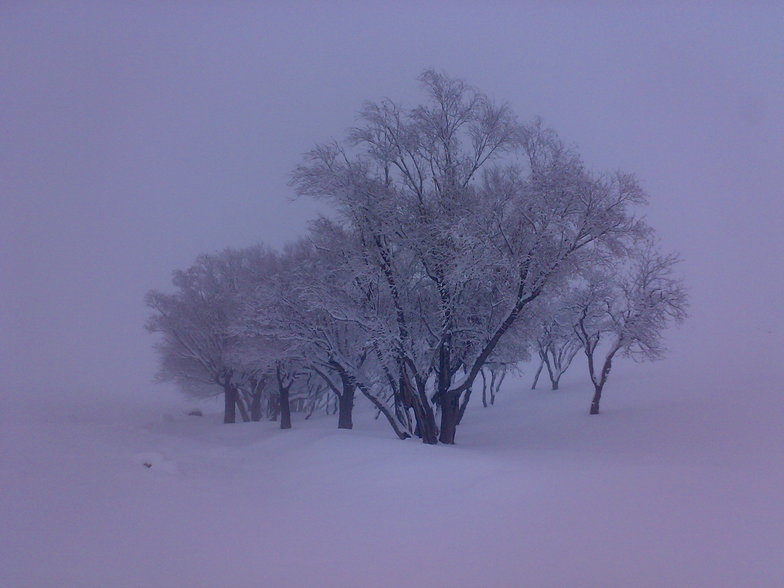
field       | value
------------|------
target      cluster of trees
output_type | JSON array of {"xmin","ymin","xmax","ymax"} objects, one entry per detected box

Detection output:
[{"xmin": 146, "ymin": 71, "xmax": 687, "ymax": 445}]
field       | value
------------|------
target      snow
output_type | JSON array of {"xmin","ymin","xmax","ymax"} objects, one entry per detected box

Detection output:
[{"xmin": 2, "ymin": 331, "xmax": 783, "ymax": 587}]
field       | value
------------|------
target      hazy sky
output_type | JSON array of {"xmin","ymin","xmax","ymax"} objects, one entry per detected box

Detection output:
[{"xmin": 2, "ymin": 3, "xmax": 782, "ymax": 401}]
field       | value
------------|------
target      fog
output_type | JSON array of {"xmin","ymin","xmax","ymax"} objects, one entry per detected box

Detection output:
[{"xmin": 2, "ymin": 2, "xmax": 782, "ymax": 401}]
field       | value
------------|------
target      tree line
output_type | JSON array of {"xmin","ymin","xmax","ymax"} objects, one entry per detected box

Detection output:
[{"xmin": 146, "ymin": 70, "xmax": 687, "ymax": 445}]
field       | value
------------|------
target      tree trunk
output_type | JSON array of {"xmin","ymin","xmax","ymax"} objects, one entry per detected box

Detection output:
[
  {"xmin": 590, "ymin": 384, "xmax": 603, "ymax": 415},
  {"xmin": 223, "ymin": 382, "xmax": 237, "ymax": 424},
  {"xmin": 249, "ymin": 377, "xmax": 264, "ymax": 421},
  {"xmin": 268, "ymin": 394, "xmax": 279, "ymax": 421},
  {"xmin": 279, "ymin": 386, "xmax": 292, "ymax": 429},
  {"xmin": 589, "ymin": 350, "xmax": 616, "ymax": 415},
  {"xmin": 250, "ymin": 390, "xmax": 263, "ymax": 421},
  {"xmin": 531, "ymin": 359, "xmax": 544, "ymax": 389},
  {"xmin": 457, "ymin": 386, "xmax": 473, "ymax": 424},
  {"xmin": 355, "ymin": 382, "xmax": 410, "ymax": 440},
  {"xmin": 236, "ymin": 393, "xmax": 250, "ymax": 422},
  {"xmin": 543, "ymin": 355, "xmax": 556, "ymax": 390},
  {"xmin": 406, "ymin": 370, "xmax": 438, "ymax": 445},
  {"xmin": 337, "ymin": 383, "xmax": 355, "ymax": 430},
  {"xmin": 493, "ymin": 370, "xmax": 506, "ymax": 403},
  {"xmin": 480, "ymin": 369, "xmax": 488, "ymax": 407},
  {"xmin": 438, "ymin": 392, "xmax": 460, "ymax": 444},
  {"xmin": 414, "ymin": 407, "xmax": 438, "ymax": 444}
]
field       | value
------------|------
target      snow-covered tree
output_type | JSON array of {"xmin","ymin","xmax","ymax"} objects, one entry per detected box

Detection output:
[
  {"xmin": 530, "ymin": 296, "xmax": 583, "ymax": 391},
  {"xmin": 145, "ymin": 70, "xmax": 684, "ymax": 446},
  {"xmin": 292, "ymin": 70, "xmax": 648, "ymax": 443},
  {"xmin": 146, "ymin": 245, "xmax": 277, "ymax": 423},
  {"xmin": 573, "ymin": 242, "xmax": 688, "ymax": 414},
  {"xmin": 237, "ymin": 231, "xmax": 411, "ymax": 437}
]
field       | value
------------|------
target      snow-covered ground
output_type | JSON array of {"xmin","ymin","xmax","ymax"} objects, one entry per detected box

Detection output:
[{"xmin": 2, "ymin": 329, "xmax": 783, "ymax": 587}]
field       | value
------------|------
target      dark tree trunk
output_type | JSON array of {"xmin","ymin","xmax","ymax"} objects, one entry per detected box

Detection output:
[
  {"xmin": 590, "ymin": 384, "xmax": 603, "ymax": 415},
  {"xmin": 543, "ymin": 355, "xmax": 556, "ymax": 390},
  {"xmin": 406, "ymin": 369, "xmax": 438, "ymax": 445},
  {"xmin": 420, "ymin": 385, "xmax": 439, "ymax": 445},
  {"xmin": 279, "ymin": 387, "xmax": 292, "ymax": 429},
  {"xmin": 312, "ymin": 366, "xmax": 344, "ymax": 426},
  {"xmin": 223, "ymin": 381, "xmax": 237, "ymax": 424},
  {"xmin": 531, "ymin": 359, "xmax": 544, "ymax": 389},
  {"xmin": 489, "ymin": 369, "xmax": 499, "ymax": 405},
  {"xmin": 547, "ymin": 359, "xmax": 562, "ymax": 390},
  {"xmin": 480, "ymin": 368, "xmax": 488, "ymax": 408},
  {"xmin": 414, "ymin": 407, "xmax": 438, "ymax": 444},
  {"xmin": 493, "ymin": 369, "xmax": 506, "ymax": 403},
  {"xmin": 373, "ymin": 341, "xmax": 410, "ymax": 433},
  {"xmin": 355, "ymin": 382, "xmax": 410, "ymax": 440},
  {"xmin": 583, "ymin": 341, "xmax": 617, "ymax": 416},
  {"xmin": 337, "ymin": 383, "xmax": 355, "ymax": 429},
  {"xmin": 276, "ymin": 362, "xmax": 293, "ymax": 430},
  {"xmin": 457, "ymin": 386, "xmax": 473, "ymax": 424},
  {"xmin": 409, "ymin": 396, "xmax": 438, "ymax": 443},
  {"xmin": 438, "ymin": 392, "xmax": 460, "ymax": 444}
]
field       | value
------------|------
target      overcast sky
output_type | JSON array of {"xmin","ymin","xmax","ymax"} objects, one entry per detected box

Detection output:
[{"xmin": 2, "ymin": 2, "xmax": 782, "ymax": 403}]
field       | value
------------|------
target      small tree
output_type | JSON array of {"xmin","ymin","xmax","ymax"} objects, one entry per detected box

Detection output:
[
  {"xmin": 531, "ymin": 299, "xmax": 582, "ymax": 391},
  {"xmin": 574, "ymin": 243, "xmax": 688, "ymax": 414}
]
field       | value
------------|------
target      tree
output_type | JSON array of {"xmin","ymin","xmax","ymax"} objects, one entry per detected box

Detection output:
[
  {"xmin": 146, "ymin": 245, "xmax": 276, "ymax": 423},
  {"xmin": 274, "ymin": 360, "xmax": 297, "ymax": 429},
  {"xmin": 573, "ymin": 242, "xmax": 688, "ymax": 414},
  {"xmin": 145, "ymin": 70, "xmax": 681, "ymax": 445},
  {"xmin": 531, "ymin": 298, "xmax": 582, "ymax": 391},
  {"xmin": 470, "ymin": 319, "xmax": 530, "ymax": 413},
  {"xmin": 293, "ymin": 70, "xmax": 648, "ymax": 444},
  {"xmin": 237, "ymin": 232, "xmax": 410, "ymax": 437}
]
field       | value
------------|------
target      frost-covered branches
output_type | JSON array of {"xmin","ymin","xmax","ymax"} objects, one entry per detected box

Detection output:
[
  {"xmin": 572, "ymin": 241, "xmax": 689, "ymax": 414},
  {"xmin": 290, "ymin": 70, "xmax": 529, "ymax": 444},
  {"xmin": 530, "ymin": 295, "xmax": 583, "ymax": 391},
  {"xmin": 145, "ymin": 246, "xmax": 276, "ymax": 422},
  {"xmin": 145, "ymin": 69, "xmax": 686, "ymax": 443}
]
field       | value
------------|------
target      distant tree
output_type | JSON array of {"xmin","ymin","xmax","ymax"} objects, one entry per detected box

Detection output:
[
  {"xmin": 573, "ymin": 242, "xmax": 688, "ymax": 414},
  {"xmin": 531, "ymin": 300, "xmax": 582, "ymax": 391},
  {"xmin": 244, "ymin": 374, "xmax": 268, "ymax": 422},
  {"xmin": 146, "ymin": 245, "xmax": 276, "ymax": 423},
  {"xmin": 476, "ymin": 322, "xmax": 530, "ymax": 410}
]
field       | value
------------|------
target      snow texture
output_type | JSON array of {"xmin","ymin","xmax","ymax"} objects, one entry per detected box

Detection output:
[{"xmin": 3, "ymin": 331, "xmax": 783, "ymax": 587}]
